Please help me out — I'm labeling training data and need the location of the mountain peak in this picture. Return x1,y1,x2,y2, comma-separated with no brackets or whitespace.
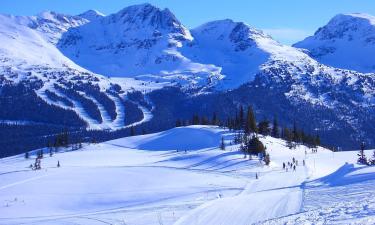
112,3,186,33
294,12,375,73
310,13,375,40
192,19,271,51
78,9,105,21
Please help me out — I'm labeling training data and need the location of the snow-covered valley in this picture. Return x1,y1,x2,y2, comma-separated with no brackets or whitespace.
1,126,374,225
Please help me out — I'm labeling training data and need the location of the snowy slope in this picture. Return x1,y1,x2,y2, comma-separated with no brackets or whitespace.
0,10,164,132
294,13,375,73
0,13,83,69
1,126,374,225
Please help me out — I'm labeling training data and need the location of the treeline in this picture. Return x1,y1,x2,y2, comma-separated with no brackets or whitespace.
176,105,321,150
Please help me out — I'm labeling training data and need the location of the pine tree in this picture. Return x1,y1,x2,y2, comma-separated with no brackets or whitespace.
200,116,209,125
245,106,257,134
370,150,375,165
234,130,243,144
357,142,368,165
258,120,270,136
239,105,244,128
247,135,265,155
263,152,271,165
212,112,218,125
220,136,225,150
130,126,136,136
292,122,300,143
282,127,295,149
176,119,182,127
271,118,279,138
315,134,321,146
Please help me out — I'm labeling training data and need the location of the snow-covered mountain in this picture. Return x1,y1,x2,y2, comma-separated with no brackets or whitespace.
58,3,222,88
1,3,375,154
57,4,315,89
294,13,375,73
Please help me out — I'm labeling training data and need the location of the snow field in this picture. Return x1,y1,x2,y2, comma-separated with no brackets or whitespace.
0,126,374,225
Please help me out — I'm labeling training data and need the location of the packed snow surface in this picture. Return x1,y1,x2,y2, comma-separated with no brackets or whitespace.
0,126,374,225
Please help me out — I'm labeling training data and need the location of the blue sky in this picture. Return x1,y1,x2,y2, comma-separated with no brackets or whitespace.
1,0,375,44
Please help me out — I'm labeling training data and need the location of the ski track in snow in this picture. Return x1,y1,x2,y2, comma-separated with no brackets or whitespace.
122,94,154,129
35,82,152,130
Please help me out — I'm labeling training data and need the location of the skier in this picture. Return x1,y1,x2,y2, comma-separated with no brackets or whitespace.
283,162,286,170
57,161,60,168
293,165,296,171
256,173,258,179
296,160,298,166
303,160,305,166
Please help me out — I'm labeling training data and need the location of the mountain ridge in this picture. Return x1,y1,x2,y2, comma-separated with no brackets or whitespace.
1,4,375,155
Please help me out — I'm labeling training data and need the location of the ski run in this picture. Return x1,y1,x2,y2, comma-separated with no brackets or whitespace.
0,125,374,225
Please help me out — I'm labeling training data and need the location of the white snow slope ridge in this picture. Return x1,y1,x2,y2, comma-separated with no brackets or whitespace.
0,126,374,225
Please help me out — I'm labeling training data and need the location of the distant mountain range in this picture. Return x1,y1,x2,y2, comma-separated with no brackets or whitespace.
1,3,375,156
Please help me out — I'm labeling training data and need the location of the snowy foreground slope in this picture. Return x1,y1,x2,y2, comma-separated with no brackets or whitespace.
0,126,374,225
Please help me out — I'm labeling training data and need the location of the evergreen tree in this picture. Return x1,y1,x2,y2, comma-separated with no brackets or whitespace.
370,150,375,165
200,116,209,125
234,130,243,144
315,134,321,146
220,136,225,150
239,105,244,128
130,126,136,136
258,120,271,136
271,118,279,138
192,114,200,125
357,142,368,165
212,112,219,125
247,135,265,155
176,119,182,127
292,122,300,143
245,106,257,134
282,127,295,149
263,152,271,165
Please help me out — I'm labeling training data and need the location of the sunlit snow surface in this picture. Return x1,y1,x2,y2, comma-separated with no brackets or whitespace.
0,126,374,225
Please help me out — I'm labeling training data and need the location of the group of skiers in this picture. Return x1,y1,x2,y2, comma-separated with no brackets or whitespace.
282,157,305,172
30,157,42,170
29,158,61,170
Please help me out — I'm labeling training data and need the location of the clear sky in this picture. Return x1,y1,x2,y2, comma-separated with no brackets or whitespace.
1,0,375,45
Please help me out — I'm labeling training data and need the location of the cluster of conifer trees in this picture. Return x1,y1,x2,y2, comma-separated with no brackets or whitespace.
357,142,375,165
176,105,321,158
